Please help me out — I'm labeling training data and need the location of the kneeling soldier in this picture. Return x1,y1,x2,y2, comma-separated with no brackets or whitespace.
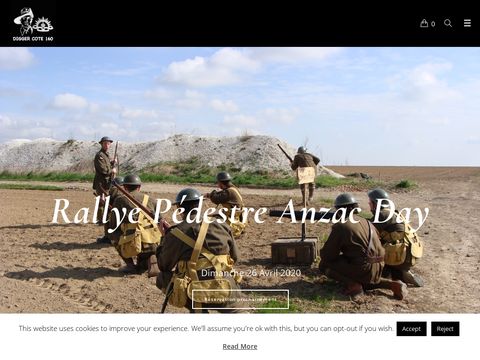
368,188,424,287
204,171,246,237
96,176,124,244
157,188,243,313
319,193,408,300
109,174,161,273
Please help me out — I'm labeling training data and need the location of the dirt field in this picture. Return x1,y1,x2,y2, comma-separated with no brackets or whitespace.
1,166,479,313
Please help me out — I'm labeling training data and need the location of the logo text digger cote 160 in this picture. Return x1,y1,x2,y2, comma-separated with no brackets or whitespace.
12,7,54,42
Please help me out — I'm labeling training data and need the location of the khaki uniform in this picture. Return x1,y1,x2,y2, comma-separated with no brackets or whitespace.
156,215,242,313
102,186,122,239
290,152,320,173
109,189,159,270
290,152,320,203
209,186,246,237
92,149,113,195
319,215,385,285
372,209,416,279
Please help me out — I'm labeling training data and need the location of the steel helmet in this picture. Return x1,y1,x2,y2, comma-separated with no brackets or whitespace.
112,176,124,186
368,188,390,208
216,171,232,182
123,174,141,186
334,193,358,207
174,188,202,205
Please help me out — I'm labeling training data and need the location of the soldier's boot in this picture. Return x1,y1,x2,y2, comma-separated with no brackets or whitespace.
96,236,111,244
401,270,424,287
389,280,408,300
325,268,364,298
118,258,137,273
95,204,105,226
308,183,315,204
147,254,160,278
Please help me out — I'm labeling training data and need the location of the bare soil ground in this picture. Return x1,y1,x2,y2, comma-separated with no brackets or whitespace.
1,166,479,313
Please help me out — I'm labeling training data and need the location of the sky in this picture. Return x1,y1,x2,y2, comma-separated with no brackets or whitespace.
0,47,479,166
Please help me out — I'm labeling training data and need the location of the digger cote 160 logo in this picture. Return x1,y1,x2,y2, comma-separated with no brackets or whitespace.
12,7,54,42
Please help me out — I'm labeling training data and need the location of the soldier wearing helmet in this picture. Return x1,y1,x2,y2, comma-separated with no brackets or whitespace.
156,188,243,313
204,172,246,237
368,188,424,287
319,193,408,300
290,146,320,205
109,174,161,273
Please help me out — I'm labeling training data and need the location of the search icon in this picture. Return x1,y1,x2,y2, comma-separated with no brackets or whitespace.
444,18,452,27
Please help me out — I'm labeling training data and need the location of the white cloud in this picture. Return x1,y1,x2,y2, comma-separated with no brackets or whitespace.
51,93,88,110
176,98,202,109
260,107,300,124
389,62,460,103
0,48,35,70
91,64,157,76
161,48,259,87
159,47,341,88
144,87,171,100
426,117,450,125
223,114,257,127
0,114,14,127
466,136,480,144
210,99,239,113
88,102,101,113
0,114,59,142
250,47,342,63
120,108,160,119
175,90,205,108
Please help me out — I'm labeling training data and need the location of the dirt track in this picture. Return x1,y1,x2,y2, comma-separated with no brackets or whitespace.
1,166,479,313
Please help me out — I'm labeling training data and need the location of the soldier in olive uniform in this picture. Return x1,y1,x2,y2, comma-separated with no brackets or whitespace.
368,188,424,287
204,172,246,237
109,174,159,273
96,176,124,244
319,193,408,300
93,136,117,225
93,136,117,196
157,188,243,313
290,146,320,205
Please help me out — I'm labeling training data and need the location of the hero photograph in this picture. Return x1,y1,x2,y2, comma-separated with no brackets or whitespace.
0,47,479,314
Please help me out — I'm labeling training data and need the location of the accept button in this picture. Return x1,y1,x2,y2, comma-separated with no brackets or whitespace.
396,322,427,336
431,322,460,336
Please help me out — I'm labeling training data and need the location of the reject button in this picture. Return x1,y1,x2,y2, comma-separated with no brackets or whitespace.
431,322,460,336
396,322,427,336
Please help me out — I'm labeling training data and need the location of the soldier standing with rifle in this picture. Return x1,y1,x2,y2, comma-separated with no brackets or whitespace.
278,144,320,206
93,136,117,243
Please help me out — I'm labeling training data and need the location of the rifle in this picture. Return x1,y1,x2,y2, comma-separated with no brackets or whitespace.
109,141,119,188
277,144,293,162
112,182,171,236
161,278,174,313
